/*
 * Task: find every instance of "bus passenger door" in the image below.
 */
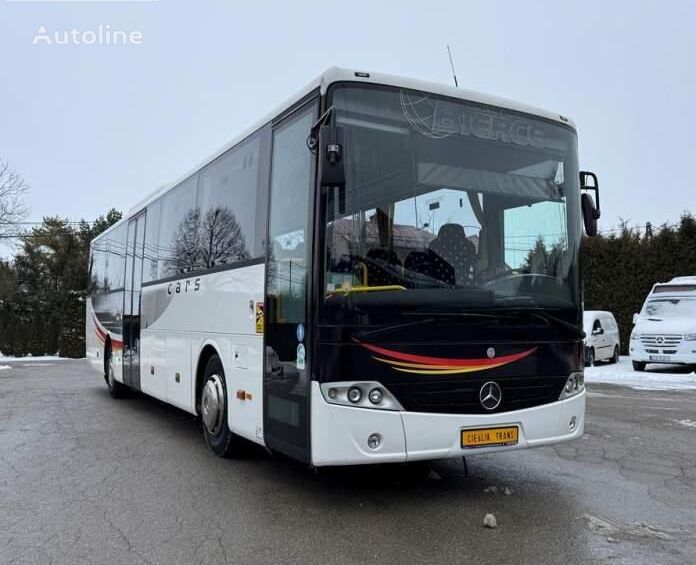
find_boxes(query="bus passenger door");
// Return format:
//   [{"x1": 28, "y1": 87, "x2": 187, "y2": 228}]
[
  {"x1": 263, "y1": 99, "x2": 317, "y2": 462},
  {"x1": 123, "y1": 212, "x2": 146, "y2": 389}
]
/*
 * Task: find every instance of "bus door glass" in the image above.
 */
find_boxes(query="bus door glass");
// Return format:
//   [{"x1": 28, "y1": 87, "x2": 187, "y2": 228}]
[{"x1": 263, "y1": 100, "x2": 317, "y2": 461}]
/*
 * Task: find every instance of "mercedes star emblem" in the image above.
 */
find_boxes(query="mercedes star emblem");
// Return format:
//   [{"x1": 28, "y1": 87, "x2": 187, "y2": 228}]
[{"x1": 479, "y1": 381, "x2": 502, "y2": 411}]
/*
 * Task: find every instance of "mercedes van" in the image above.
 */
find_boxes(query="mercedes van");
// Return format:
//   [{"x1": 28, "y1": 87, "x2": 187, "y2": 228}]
[{"x1": 630, "y1": 277, "x2": 696, "y2": 371}]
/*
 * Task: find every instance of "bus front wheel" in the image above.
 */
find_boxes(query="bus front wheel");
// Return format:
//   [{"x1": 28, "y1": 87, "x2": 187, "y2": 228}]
[{"x1": 201, "y1": 356, "x2": 238, "y2": 458}]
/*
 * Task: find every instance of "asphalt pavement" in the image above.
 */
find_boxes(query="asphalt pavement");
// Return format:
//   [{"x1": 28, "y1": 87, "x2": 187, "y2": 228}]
[{"x1": 0, "y1": 359, "x2": 694, "y2": 565}]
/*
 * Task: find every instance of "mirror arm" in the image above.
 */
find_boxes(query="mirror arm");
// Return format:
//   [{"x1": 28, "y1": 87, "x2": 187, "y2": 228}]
[{"x1": 306, "y1": 106, "x2": 335, "y2": 154}]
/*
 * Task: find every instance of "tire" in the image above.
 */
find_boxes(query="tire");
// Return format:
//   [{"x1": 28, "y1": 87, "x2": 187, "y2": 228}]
[
  {"x1": 632, "y1": 360, "x2": 646, "y2": 372},
  {"x1": 106, "y1": 350, "x2": 128, "y2": 398},
  {"x1": 611, "y1": 346, "x2": 620, "y2": 364},
  {"x1": 200, "y1": 355, "x2": 239, "y2": 458},
  {"x1": 587, "y1": 348, "x2": 595, "y2": 367}
]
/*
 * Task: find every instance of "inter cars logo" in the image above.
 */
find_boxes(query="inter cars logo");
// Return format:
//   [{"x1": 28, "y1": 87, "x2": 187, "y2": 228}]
[{"x1": 354, "y1": 339, "x2": 537, "y2": 375}]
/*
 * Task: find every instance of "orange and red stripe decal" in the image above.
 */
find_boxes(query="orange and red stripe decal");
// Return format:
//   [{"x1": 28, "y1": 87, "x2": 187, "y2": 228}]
[
  {"x1": 93, "y1": 313, "x2": 123, "y2": 350},
  {"x1": 355, "y1": 339, "x2": 536, "y2": 375}
]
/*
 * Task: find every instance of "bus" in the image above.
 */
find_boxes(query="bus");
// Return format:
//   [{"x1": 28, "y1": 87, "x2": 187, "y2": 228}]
[{"x1": 87, "y1": 68, "x2": 601, "y2": 466}]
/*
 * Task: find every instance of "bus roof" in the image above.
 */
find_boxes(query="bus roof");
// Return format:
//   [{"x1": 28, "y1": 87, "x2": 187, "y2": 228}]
[{"x1": 95, "y1": 67, "x2": 576, "y2": 241}]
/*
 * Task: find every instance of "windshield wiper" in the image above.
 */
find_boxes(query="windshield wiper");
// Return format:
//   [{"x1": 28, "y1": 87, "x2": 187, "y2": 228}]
[
  {"x1": 525, "y1": 310, "x2": 585, "y2": 339},
  {"x1": 403, "y1": 310, "x2": 502, "y2": 319},
  {"x1": 356, "y1": 317, "x2": 437, "y2": 340}
]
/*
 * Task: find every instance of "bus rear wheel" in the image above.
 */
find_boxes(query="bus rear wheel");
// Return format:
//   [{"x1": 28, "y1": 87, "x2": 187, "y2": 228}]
[
  {"x1": 201, "y1": 356, "x2": 238, "y2": 458},
  {"x1": 106, "y1": 351, "x2": 127, "y2": 399}
]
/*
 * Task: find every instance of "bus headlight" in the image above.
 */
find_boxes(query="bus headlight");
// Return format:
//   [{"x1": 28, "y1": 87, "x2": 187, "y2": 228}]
[
  {"x1": 320, "y1": 382, "x2": 404, "y2": 411},
  {"x1": 368, "y1": 388, "x2": 383, "y2": 404},
  {"x1": 630, "y1": 332, "x2": 640, "y2": 341},
  {"x1": 559, "y1": 372, "x2": 584, "y2": 400},
  {"x1": 684, "y1": 333, "x2": 696, "y2": 341},
  {"x1": 347, "y1": 387, "x2": 362, "y2": 403}
]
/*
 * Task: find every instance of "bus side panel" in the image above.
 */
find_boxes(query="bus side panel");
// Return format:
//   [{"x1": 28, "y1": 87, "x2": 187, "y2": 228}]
[
  {"x1": 140, "y1": 263, "x2": 265, "y2": 443},
  {"x1": 140, "y1": 327, "x2": 166, "y2": 401}
]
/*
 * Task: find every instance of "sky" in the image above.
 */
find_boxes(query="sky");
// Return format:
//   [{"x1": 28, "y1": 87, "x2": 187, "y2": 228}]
[{"x1": 0, "y1": 0, "x2": 694, "y2": 239}]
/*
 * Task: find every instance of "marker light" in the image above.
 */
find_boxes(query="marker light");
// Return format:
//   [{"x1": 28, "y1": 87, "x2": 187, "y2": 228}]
[
  {"x1": 328, "y1": 388, "x2": 338, "y2": 399},
  {"x1": 347, "y1": 387, "x2": 362, "y2": 403},
  {"x1": 368, "y1": 388, "x2": 383, "y2": 404}
]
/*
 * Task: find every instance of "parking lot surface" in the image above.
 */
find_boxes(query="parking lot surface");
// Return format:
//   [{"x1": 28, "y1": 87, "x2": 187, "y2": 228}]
[{"x1": 1, "y1": 360, "x2": 695, "y2": 565}]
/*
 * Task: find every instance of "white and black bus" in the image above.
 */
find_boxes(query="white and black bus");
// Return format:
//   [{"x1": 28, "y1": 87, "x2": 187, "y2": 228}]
[{"x1": 87, "y1": 68, "x2": 601, "y2": 465}]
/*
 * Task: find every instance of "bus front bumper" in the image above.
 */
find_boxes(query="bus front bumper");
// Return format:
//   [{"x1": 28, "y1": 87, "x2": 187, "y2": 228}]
[{"x1": 310, "y1": 382, "x2": 585, "y2": 466}]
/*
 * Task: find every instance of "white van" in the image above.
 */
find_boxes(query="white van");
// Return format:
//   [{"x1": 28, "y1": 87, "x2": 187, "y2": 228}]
[
  {"x1": 630, "y1": 277, "x2": 696, "y2": 371},
  {"x1": 584, "y1": 310, "x2": 621, "y2": 366}
]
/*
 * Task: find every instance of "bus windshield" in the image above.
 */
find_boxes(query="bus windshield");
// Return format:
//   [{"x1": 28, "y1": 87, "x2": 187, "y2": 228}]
[{"x1": 320, "y1": 85, "x2": 581, "y2": 322}]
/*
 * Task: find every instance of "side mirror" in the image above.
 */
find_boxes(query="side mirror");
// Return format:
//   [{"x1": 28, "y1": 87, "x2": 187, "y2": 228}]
[
  {"x1": 319, "y1": 123, "x2": 345, "y2": 189},
  {"x1": 633, "y1": 313, "x2": 639, "y2": 325},
  {"x1": 581, "y1": 194, "x2": 598, "y2": 236},
  {"x1": 580, "y1": 171, "x2": 601, "y2": 237}
]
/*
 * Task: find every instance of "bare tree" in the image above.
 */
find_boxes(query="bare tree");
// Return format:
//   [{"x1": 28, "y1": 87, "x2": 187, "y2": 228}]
[
  {"x1": 0, "y1": 159, "x2": 29, "y2": 236},
  {"x1": 165, "y1": 206, "x2": 249, "y2": 275}
]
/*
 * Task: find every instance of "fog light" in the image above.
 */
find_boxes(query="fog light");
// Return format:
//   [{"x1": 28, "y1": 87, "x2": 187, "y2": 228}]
[
  {"x1": 328, "y1": 388, "x2": 338, "y2": 399},
  {"x1": 367, "y1": 433, "x2": 381, "y2": 449},
  {"x1": 368, "y1": 388, "x2": 383, "y2": 404},
  {"x1": 569, "y1": 416, "x2": 577, "y2": 431},
  {"x1": 347, "y1": 387, "x2": 362, "y2": 403}
]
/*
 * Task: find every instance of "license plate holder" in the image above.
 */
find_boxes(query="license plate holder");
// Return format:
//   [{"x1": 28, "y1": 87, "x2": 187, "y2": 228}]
[
  {"x1": 648, "y1": 355, "x2": 670, "y2": 362},
  {"x1": 461, "y1": 426, "x2": 519, "y2": 449}
]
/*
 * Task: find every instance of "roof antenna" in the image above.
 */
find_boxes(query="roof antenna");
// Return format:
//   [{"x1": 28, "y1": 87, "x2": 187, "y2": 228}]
[{"x1": 446, "y1": 45, "x2": 459, "y2": 87}]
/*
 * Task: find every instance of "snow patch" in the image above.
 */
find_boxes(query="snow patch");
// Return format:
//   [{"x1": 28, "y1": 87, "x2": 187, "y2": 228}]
[
  {"x1": 0, "y1": 365, "x2": 11, "y2": 371},
  {"x1": 585, "y1": 356, "x2": 696, "y2": 391},
  {"x1": 0, "y1": 355, "x2": 72, "y2": 362},
  {"x1": 676, "y1": 419, "x2": 696, "y2": 429}
]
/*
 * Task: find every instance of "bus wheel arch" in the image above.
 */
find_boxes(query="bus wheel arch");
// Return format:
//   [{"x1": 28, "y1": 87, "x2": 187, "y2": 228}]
[{"x1": 195, "y1": 344, "x2": 220, "y2": 415}]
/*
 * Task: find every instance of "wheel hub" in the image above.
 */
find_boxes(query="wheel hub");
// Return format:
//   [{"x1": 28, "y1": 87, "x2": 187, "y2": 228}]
[{"x1": 201, "y1": 375, "x2": 225, "y2": 436}]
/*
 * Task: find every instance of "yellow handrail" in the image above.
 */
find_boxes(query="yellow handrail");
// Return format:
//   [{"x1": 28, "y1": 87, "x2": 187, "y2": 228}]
[{"x1": 326, "y1": 284, "x2": 406, "y2": 297}]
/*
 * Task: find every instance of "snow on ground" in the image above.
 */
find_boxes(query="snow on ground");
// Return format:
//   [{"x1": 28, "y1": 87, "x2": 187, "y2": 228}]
[
  {"x1": 0, "y1": 355, "x2": 70, "y2": 362},
  {"x1": 676, "y1": 419, "x2": 696, "y2": 429},
  {"x1": 586, "y1": 356, "x2": 696, "y2": 391},
  {"x1": 0, "y1": 365, "x2": 11, "y2": 371}
]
